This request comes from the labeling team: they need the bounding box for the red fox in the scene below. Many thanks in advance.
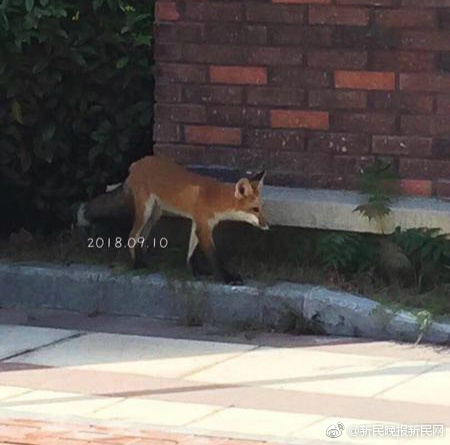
[78,156,268,284]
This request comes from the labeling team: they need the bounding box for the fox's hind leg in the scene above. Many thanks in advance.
[129,194,160,268]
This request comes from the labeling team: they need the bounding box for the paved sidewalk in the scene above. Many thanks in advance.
[0,310,449,445]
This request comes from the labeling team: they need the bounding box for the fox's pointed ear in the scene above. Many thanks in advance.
[234,178,253,199]
[249,170,265,190]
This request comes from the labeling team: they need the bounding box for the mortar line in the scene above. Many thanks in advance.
[0,332,86,362]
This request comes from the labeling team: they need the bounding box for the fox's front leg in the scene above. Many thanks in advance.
[196,222,242,285]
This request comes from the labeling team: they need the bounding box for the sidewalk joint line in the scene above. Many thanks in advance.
[183,405,228,427]
[180,345,261,379]
[372,361,441,398]
[0,332,87,362]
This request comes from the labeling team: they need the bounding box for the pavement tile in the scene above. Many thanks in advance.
[0,385,32,400]
[94,398,219,426]
[377,362,450,407]
[189,346,433,397]
[188,407,321,437]
[0,325,77,360]
[9,333,253,379]
[1,390,122,416]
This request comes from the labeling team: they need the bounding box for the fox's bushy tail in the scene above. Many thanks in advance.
[77,183,134,227]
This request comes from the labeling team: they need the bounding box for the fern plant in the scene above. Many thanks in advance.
[392,227,450,290]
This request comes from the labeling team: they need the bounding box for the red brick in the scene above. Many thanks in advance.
[210,66,267,85]
[185,125,241,145]
[309,6,369,26]
[399,179,432,197]
[185,3,242,22]
[402,31,450,51]
[273,0,331,4]
[154,42,181,61]
[246,4,305,24]
[155,2,179,22]
[400,74,450,92]
[154,123,180,142]
[202,147,269,170]
[435,180,450,200]
[437,95,450,114]
[154,144,206,163]
[333,112,396,133]
[182,44,246,64]
[206,106,269,128]
[337,0,394,4]
[248,47,303,65]
[270,67,331,88]
[375,9,436,28]
[242,107,270,127]
[309,90,367,109]
[155,83,181,103]
[335,71,395,91]
[401,115,450,137]
[155,104,206,123]
[402,0,450,6]
[308,50,367,69]
[156,63,206,83]
[155,23,203,43]
[271,110,329,129]
[247,87,305,106]
[268,25,332,46]
[333,26,399,49]
[308,132,370,154]
[399,158,450,179]
[205,24,267,45]
[269,152,333,178]
[183,85,242,105]
[370,92,434,113]
[372,51,435,72]
[247,129,305,150]
[372,136,432,156]
[207,106,269,128]
[433,139,450,159]
[334,155,376,177]
[207,106,242,126]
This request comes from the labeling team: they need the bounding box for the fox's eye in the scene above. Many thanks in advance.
[252,207,259,213]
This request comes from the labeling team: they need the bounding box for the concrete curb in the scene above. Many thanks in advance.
[1,261,449,345]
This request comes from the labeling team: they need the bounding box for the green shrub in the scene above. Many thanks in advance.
[317,232,375,275]
[392,227,450,290]
[0,0,153,231]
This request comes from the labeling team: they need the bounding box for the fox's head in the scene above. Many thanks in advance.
[232,170,269,230]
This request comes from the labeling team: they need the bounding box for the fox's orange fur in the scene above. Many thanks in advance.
[126,156,268,283]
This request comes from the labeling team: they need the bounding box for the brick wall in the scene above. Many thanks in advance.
[153,0,450,199]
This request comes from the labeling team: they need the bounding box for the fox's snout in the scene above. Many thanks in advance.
[258,213,269,231]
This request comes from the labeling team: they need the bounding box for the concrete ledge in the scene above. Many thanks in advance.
[264,186,450,235]
[188,166,450,235]
[1,262,449,345]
